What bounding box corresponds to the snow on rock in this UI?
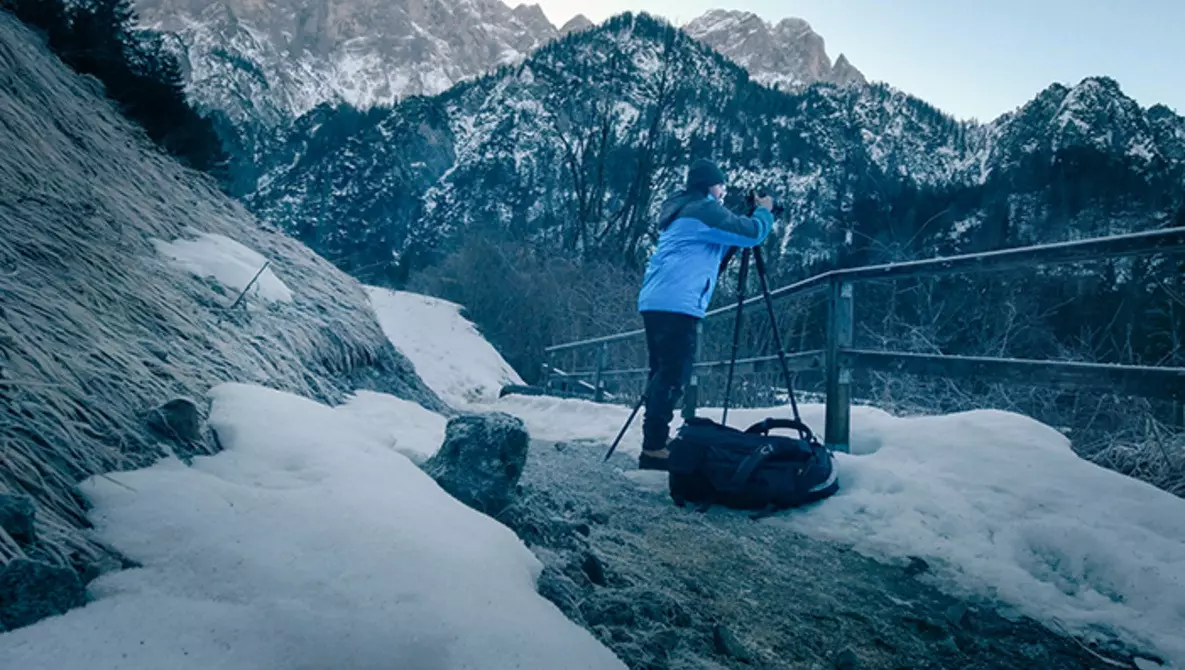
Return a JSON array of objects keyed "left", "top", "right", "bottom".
[
  {"left": 365, "top": 286, "right": 524, "bottom": 407},
  {"left": 490, "top": 394, "right": 1185, "bottom": 667},
  {"left": 153, "top": 231, "right": 293, "bottom": 304},
  {"left": 0, "top": 383, "right": 625, "bottom": 670}
]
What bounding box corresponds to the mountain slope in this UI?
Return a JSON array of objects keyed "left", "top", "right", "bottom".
[
  {"left": 248, "top": 11, "right": 1185, "bottom": 282},
  {"left": 137, "top": 0, "right": 559, "bottom": 115},
  {"left": 683, "top": 10, "right": 867, "bottom": 89},
  {"left": 0, "top": 9, "right": 443, "bottom": 621},
  {"left": 247, "top": 12, "right": 984, "bottom": 281}
]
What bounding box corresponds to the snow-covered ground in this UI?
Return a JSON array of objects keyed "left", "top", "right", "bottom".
[
  {"left": 2, "top": 284, "right": 1182, "bottom": 669},
  {"left": 492, "top": 394, "right": 1185, "bottom": 668},
  {"left": 0, "top": 382, "right": 624, "bottom": 669}
]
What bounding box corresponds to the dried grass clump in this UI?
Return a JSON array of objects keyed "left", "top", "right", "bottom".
[{"left": 0, "top": 16, "right": 445, "bottom": 571}]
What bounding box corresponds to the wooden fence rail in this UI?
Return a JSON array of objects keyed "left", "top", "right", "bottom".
[{"left": 540, "top": 225, "right": 1185, "bottom": 452}]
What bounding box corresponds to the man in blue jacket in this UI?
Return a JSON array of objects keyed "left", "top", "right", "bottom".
[{"left": 635, "top": 158, "right": 774, "bottom": 470}]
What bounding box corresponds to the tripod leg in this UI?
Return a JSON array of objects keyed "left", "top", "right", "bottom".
[
  {"left": 752, "top": 248, "right": 803, "bottom": 427},
  {"left": 603, "top": 372, "right": 657, "bottom": 462},
  {"left": 722, "top": 248, "right": 751, "bottom": 425}
]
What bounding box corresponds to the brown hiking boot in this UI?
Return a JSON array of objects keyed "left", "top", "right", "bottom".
[{"left": 638, "top": 448, "right": 670, "bottom": 471}]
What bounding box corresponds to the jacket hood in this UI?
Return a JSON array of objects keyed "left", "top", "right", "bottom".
[{"left": 658, "top": 190, "right": 708, "bottom": 230}]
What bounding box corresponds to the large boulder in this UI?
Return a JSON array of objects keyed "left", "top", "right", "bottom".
[
  {"left": 0, "top": 559, "right": 87, "bottom": 632},
  {"left": 423, "top": 412, "right": 529, "bottom": 515}
]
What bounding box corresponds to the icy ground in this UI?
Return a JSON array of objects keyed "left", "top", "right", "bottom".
[{"left": 1, "top": 285, "right": 1182, "bottom": 668}]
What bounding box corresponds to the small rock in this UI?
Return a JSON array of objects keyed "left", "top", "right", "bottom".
[
  {"left": 146, "top": 397, "right": 203, "bottom": 444},
  {"left": 834, "top": 647, "right": 860, "bottom": 670},
  {"left": 573, "top": 522, "right": 592, "bottom": 537},
  {"left": 0, "top": 494, "right": 36, "bottom": 545},
  {"left": 422, "top": 412, "right": 529, "bottom": 515},
  {"left": 589, "top": 511, "right": 610, "bottom": 525},
  {"left": 581, "top": 551, "right": 607, "bottom": 586},
  {"left": 713, "top": 624, "right": 752, "bottom": 663},
  {"left": 904, "top": 556, "right": 930, "bottom": 577},
  {"left": 944, "top": 602, "right": 970, "bottom": 629},
  {"left": 936, "top": 637, "right": 962, "bottom": 656},
  {"left": 554, "top": 442, "right": 567, "bottom": 452},
  {"left": 0, "top": 559, "right": 86, "bottom": 631}
]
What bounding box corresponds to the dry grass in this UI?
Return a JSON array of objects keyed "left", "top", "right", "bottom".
[{"left": 0, "top": 15, "right": 443, "bottom": 572}]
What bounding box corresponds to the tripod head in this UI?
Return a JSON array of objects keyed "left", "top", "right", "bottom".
[{"left": 744, "top": 189, "right": 785, "bottom": 217}]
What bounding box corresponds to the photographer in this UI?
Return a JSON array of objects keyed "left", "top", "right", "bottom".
[{"left": 634, "top": 159, "right": 774, "bottom": 470}]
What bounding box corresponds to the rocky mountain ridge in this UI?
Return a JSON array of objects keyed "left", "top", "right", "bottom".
[
  {"left": 242, "top": 12, "right": 1185, "bottom": 286},
  {"left": 132, "top": 2, "right": 868, "bottom": 193},
  {"left": 683, "top": 9, "right": 866, "bottom": 89}
]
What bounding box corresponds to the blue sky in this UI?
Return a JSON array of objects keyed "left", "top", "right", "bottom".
[{"left": 529, "top": 0, "right": 1184, "bottom": 122}]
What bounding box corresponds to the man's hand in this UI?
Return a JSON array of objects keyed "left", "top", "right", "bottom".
[{"left": 756, "top": 195, "right": 774, "bottom": 211}]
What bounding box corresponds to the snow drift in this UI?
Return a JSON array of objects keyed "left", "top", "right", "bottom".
[
  {"left": 0, "top": 14, "right": 442, "bottom": 581},
  {"left": 0, "top": 383, "right": 624, "bottom": 669},
  {"left": 365, "top": 286, "right": 524, "bottom": 408}
]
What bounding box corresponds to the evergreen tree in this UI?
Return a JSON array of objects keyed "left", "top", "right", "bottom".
[{"left": 3, "top": 0, "right": 230, "bottom": 186}]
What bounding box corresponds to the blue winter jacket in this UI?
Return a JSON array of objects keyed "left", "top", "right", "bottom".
[{"left": 637, "top": 190, "right": 774, "bottom": 319}]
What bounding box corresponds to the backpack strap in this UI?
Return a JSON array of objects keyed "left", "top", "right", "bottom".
[
  {"left": 728, "top": 443, "right": 776, "bottom": 491},
  {"left": 744, "top": 417, "right": 814, "bottom": 442}
]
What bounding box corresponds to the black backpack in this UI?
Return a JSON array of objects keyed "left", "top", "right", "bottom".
[{"left": 667, "top": 416, "right": 839, "bottom": 517}]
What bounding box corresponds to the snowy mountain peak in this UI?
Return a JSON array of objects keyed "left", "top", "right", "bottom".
[
  {"left": 831, "top": 53, "right": 867, "bottom": 86},
  {"left": 683, "top": 9, "right": 865, "bottom": 91},
  {"left": 135, "top": 0, "right": 561, "bottom": 116},
  {"left": 559, "top": 13, "right": 594, "bottom": 35},
  {"left": 511, "top": 3, "right": 555, "bottom": 35}
]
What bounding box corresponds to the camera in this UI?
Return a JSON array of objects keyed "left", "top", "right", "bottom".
[{"left": 745, "top": 189, "right": 785, "bottom": 217}]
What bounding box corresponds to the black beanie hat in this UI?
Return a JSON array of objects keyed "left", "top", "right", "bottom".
[{"left": 686, "top": 158, "right": 726, "bottom": 193}]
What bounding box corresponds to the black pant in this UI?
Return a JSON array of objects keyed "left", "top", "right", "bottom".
[{"left": 641, "top": 310, "right": 699, "bottom": 452}]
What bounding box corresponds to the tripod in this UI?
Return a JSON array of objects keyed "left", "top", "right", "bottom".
[{"left": 603, "top": 235, "right": 805, "bottom": 463}]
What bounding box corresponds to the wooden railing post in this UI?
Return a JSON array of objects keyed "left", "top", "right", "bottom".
[
  {"left": 593, "top": 342, "right": 608, "bottom": 402},
  {"left": 825, "top": 279, "right": 854, "bottom": 453},
  {"left": 682, "top": 320, "right": 705, "bottom": 419},
  {"left": 542, "top": 350, "right": 554, "bottom": 391}
]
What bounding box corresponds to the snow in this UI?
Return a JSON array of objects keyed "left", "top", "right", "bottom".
[
  {"left": 365, "top": 285, "right": 524, "bottom": 407},
  {"left": 333, "top": 390, "right": 447, "bottom": 464},
  {"left": 491, "top": 394, "right": 1185, "bottom": 667},
  {"left": 0, "top": 383, "right": 624, "bottom": 670},
  {"left": 153, "top": 231, "right": 293, "bottom": 304}
]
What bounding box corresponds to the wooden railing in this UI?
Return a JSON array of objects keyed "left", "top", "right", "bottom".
[{"left": 539, "top": 226, "right": 1185, "bottom": 453}]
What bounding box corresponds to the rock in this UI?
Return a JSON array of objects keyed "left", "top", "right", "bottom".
[
  {"left": 904, "top": 555, "right": 930, "bottom": 577},
  {"left": 944, "top": 602, "right": 970, "bottom": 629},
  {"left": 834, "top": 646, "right": 860, "bottom": 669},
  {"left": 0, "top": 494, "right": 36, "bottom": 544},
  {"left": 146, "top": 397, "right": 203, "bottom": 444},
  {"left": 713, "top": 624, "right": 753, "bottom": 663},
  {"left": 422, "top": 412, "right": 529, "bottom": 515},
  {"left": 0, "top": 559, "right": 87, "bottom": 631},
  {"left": 581, "top": 551, "right": 607, "bottom": 586}
]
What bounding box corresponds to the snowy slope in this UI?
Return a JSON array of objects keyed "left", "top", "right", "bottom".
[
  {"left": 0, "top": 383, "right": 625, "bottom": 670},
  {"left": 365, "top": 286, "right": 524, "bottom": 407}
]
